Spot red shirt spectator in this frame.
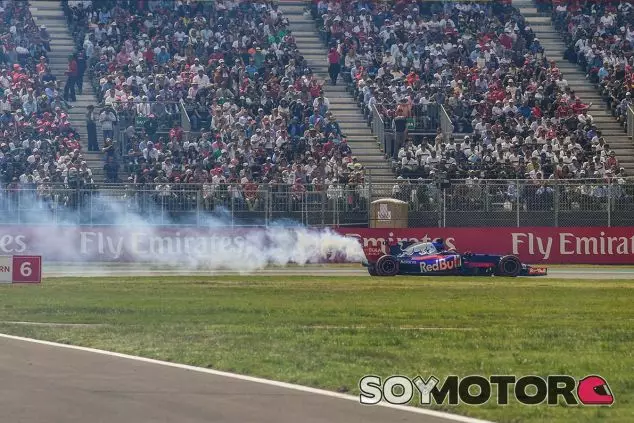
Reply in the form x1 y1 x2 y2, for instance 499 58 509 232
571 99 590 115
66 58 78 77
328 49 340 64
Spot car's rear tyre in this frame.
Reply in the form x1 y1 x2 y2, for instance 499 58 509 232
375 255 399 277
367 264 378 276
496 255 522 277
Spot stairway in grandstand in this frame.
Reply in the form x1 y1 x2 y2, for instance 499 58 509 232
513 0 634 174
30 0 104 182
278 1 395 187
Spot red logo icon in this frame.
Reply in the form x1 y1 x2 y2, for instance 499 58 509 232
577 375 614 405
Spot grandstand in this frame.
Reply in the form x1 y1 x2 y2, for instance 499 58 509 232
515 0 634 172
1 0 632 226
30 0 103 179
278 1 394 184
297 0 633 182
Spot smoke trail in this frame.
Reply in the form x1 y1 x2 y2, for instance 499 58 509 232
0 188 365 272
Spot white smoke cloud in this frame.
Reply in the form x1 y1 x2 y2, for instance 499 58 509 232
0 189 365 273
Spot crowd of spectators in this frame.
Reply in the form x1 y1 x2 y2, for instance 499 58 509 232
5 0 633 222
0 0 95 213
312 0 631 185
552 0 634 132
59 0 369 213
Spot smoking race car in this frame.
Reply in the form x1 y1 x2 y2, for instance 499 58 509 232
362 239 547 277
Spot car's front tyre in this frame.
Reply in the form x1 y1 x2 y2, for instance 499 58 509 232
495 255 522 277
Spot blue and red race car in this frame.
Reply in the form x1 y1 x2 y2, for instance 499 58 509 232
362 239 547 277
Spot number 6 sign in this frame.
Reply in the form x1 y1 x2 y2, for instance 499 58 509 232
12 256 42 283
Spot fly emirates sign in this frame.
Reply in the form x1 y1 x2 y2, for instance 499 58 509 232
341 227 634 264
511 232 634 260
0 226 633 264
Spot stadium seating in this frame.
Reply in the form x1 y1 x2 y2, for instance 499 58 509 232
552 0 633 140
0 0 94 200
310 0 628 182
60 0 368 208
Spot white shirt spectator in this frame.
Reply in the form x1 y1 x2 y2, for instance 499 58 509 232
402 156 418 167
143 147 159 161
192 73 210 87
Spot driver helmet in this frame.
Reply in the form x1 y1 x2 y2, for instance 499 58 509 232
432 238 445 251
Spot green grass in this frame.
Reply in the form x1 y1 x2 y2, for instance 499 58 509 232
0 276 632 423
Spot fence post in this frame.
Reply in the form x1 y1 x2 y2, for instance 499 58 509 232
434 186 445 228
196 187 201 227
230 185 235 228
335 189 340 227
553 179 559 227
304 192 309 226
516 179 520 228
76 184 81 226
608 182 613 228
321 190 325 227
17 188 21 225
442 188 446 228
161 195 165 226
264 187 269 227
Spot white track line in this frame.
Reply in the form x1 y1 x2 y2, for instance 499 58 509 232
0 333 493 423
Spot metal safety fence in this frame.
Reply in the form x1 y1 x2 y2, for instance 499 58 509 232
374 179 634 228
0 183 370 227
0 180 632 228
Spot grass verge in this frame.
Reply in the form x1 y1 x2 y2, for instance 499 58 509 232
0 276 632 423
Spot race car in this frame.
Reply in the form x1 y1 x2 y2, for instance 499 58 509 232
362 239 547 277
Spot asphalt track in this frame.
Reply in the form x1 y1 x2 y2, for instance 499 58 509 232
2 264 632 423
0 334 490 423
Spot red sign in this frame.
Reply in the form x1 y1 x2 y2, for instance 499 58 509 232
0 226 631 265
12 256 42 283
336 228 634 265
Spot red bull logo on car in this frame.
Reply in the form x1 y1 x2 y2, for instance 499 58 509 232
419 256 461 272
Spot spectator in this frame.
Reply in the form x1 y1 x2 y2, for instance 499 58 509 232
86 105 98 151
102 138 117 162
104 155 119 183
327 47 341 85
63 54 78 102
99 106 117 140
38 25 51 52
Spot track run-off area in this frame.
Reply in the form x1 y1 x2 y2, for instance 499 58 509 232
1 263 632 423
